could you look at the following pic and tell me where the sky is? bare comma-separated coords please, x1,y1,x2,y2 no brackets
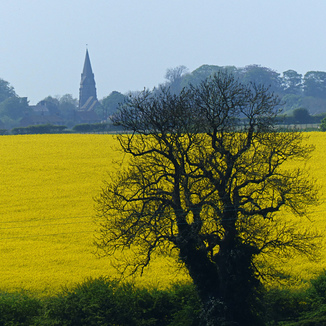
1,0,326,105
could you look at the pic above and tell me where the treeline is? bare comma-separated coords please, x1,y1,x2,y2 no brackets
0,80,127,130
3,64,326,131
163,64,326,117
2,273,326,325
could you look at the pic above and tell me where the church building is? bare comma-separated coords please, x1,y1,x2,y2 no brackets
79,49,99,110
20,48,101,127
75,49,101,124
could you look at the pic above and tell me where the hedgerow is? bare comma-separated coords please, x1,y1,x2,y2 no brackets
2,273,326,325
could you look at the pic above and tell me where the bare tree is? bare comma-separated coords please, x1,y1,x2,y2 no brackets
165,65,188,83
163,65,189,94
94,72,319,326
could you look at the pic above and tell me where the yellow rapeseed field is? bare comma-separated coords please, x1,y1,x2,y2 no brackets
0,132,325,294
0,134,189,295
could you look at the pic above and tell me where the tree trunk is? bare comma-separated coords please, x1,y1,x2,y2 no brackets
179,238,261,326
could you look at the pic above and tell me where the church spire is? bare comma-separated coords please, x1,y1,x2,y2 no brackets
82,49,93,76
79,49,98,110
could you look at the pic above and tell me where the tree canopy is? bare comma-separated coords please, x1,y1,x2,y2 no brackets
100,91,127,121
0,96,30,127
95,72,319,325
0,79,16,103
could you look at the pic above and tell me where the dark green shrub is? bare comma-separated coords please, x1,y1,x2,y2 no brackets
264,272,326,325
320,117,326,131
0,291,42,325
310,270,326,304
168,283,200,326
264,288,309,324
72,123,92,133
41,277,199,326
291,271,326,325
72,123,108,133
43,277,120,326
0,279,200,325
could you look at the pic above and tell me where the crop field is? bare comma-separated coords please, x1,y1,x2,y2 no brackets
0,132,326,294
0,134,189,295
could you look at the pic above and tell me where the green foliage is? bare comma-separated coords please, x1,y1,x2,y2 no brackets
44,277,123,325
239,64,282,93
282,70,303,95
304,71,326,99
0,279,200,326
264,288,309,324
41,278,200,326
100,91,127,120
289,272,326,325
301,96,326,116
320,117,326,131
169,283,201,326
263,271,326,325
58,94,78,120
292,108,312,124
5,274,326,325
0,291,42,325
166,65,326,118
37,97,60,115
0,97,31,121
181,64,228,87
0,79,16,103
281,94,303,114
309,270,326,304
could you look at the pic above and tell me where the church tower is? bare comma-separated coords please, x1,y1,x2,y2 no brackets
79,49,98,110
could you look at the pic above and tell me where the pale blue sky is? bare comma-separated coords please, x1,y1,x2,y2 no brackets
1,0,326,104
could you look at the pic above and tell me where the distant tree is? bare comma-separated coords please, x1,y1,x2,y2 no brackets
0,78,20,128
165,65,188,83
292,107,312,124
282,70,303,95
301,97,326,116
0,97,30,121
38,94,78,123
282,94,303,115
182,64,238,88
100,91,127,121
41,96,60,105
95,72,319,325
0,79,16,103
164,66,189,94
37,96,60,115
59,94,78,108
58,94,78,120
303,71,326,99
239,64,282,94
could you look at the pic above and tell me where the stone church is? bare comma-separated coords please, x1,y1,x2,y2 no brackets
79,49,99,111
75,49,100,123
21,49,100,127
